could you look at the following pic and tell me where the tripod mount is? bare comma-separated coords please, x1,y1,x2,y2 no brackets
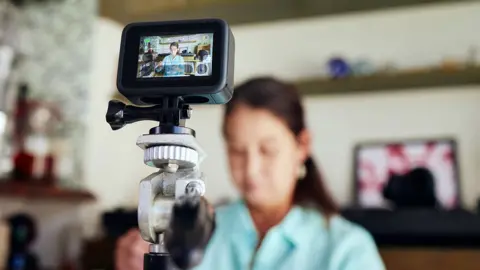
106,96,215,270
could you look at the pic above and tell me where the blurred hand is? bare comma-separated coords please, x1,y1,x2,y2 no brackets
165,196,216,269
115,229,149,270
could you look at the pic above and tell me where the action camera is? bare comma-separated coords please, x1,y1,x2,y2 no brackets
117,18,235,106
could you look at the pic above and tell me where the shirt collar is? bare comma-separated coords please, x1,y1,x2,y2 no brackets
231,200,324,247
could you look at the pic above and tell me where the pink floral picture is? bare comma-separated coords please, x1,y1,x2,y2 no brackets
354,139,460,209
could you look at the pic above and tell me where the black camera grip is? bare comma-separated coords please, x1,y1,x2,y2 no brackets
164,196,216,270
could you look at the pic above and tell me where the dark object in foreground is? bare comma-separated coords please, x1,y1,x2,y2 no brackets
164,196,216,269
144,253,173,270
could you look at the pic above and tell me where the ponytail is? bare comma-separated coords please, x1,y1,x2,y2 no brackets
293,157,338,216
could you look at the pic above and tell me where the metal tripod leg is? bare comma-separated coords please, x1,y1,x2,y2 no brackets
144,235,176,270
144,252,173,270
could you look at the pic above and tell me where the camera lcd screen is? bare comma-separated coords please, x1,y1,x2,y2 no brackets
137,33,214,78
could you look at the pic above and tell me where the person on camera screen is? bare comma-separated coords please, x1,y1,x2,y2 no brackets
155,42,185,77
116,78,385,270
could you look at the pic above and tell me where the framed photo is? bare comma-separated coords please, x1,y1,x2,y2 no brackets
353,138,461,209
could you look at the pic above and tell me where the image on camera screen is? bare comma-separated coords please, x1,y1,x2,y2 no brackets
137,33,214,78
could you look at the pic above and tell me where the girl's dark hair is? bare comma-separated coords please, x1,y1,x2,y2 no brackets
170,42,179,48
223,77,338,216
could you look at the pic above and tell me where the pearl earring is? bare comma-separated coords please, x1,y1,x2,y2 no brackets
298,163,307,180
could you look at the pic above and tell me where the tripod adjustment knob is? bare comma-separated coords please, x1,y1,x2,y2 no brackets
106,100,127,130
144,145,198,169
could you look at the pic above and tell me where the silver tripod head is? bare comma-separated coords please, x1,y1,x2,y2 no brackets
136,133,207,244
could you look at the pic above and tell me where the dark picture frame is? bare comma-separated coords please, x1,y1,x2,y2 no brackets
352,137,462,209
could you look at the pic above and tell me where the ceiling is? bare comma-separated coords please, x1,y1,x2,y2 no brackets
99,0,471,26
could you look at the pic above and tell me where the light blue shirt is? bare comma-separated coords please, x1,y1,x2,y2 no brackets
157,54,185,77
194,200,385,270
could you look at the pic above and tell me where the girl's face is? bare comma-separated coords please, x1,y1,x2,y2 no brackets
170,46,178,55
224,104,310,209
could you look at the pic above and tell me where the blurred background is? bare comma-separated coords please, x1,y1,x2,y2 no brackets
0,0,480,269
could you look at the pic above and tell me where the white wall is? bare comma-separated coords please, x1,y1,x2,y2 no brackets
232,1,480,83
83,1,480,236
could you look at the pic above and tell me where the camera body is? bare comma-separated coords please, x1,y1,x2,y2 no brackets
117,18,235,106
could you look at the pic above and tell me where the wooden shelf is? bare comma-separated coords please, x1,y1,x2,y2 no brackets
113,67,480,101
0,181,95,202
296,67,480,96
100,0,475,26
